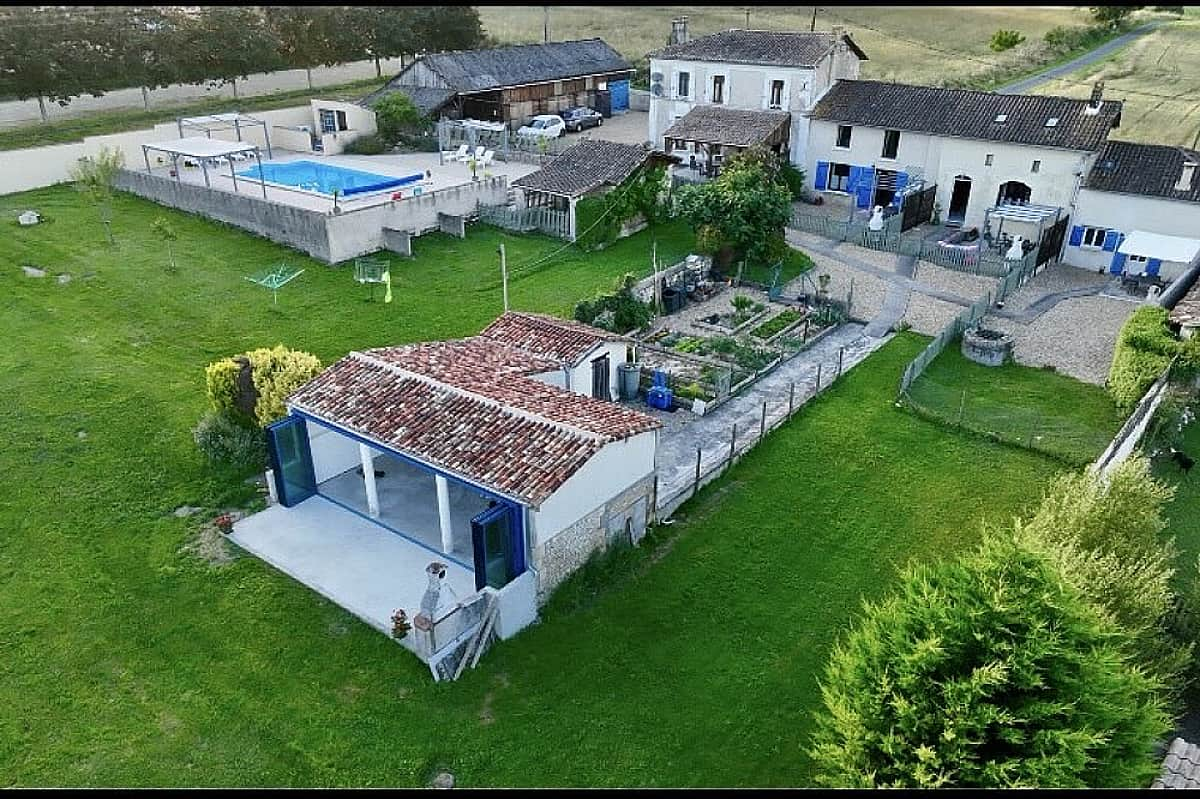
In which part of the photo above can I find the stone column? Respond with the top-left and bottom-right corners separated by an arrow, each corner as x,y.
359,443 -> 380,517
436,475 -> 453,554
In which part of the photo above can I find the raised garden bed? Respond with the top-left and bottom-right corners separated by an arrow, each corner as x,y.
751,308 -> 805,342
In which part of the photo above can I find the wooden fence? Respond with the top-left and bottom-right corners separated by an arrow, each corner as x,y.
476,202 -> 572,240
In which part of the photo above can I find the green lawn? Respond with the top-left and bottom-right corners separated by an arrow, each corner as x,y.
0,78 -> 385,152
1,186 -> 1065,786
905,345 -> 1125,466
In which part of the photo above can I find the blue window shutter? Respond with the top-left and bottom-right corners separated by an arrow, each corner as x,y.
1109,251 -> 1128,275
1068,225 -> 1084,247
1147,258 -> 1162,276
891,172 -> 908,207
1102,230 -> 1121,252
855,166 -> 875,208
814,161 -> 829,191
847,165 -> 863,193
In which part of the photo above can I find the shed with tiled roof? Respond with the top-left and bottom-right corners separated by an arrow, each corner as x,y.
511,140 -> 676,200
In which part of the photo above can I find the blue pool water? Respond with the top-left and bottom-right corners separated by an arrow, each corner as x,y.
238,160 -> 423,197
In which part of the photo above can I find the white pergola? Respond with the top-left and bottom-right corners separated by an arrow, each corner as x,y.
140,136 -> 268,198
177,112 -> 273,159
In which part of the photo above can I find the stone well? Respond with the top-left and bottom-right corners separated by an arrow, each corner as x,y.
961,327 -> 1013,367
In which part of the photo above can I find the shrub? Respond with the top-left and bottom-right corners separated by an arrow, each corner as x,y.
779,161 -> 807,200
1016,456 -> 1188,692
1044,24 -> 1111,52
371,92 -> 424,145
1107,306 -> 1177,410
989,29 -> 1026,52
342,133 -> 389,155
205,346 -> 323,427
575,165 -> 668,250
572,274 -> 654,333
194,411 -> 267,471
810,533 -> 1170,789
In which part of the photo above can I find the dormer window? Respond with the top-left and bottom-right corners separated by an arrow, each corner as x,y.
994,114 -> 1008,124
1045,117 -> 1059,128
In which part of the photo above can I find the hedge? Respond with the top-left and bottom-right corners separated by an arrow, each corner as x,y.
1107,306 -> 1176,411
205,346 -> 323,427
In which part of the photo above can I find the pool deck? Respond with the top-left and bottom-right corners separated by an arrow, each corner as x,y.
143,149 -> 539,214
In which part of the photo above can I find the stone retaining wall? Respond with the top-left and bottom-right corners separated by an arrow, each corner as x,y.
532,472 -> 656,603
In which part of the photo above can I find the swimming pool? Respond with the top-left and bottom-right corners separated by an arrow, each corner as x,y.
237,160 -> 423,197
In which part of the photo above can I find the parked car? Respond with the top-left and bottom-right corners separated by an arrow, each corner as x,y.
517,114 -> 566,139
561,106 -> 603,132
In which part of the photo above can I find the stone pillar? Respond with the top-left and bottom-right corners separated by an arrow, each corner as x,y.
359,443 -> 380,517
436,475 -> 453,554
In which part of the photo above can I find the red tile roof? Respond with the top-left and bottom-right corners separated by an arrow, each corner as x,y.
289,318 -> 659,506
479,311 -> 625,364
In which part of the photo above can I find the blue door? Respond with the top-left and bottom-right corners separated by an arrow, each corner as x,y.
610,80 -> 630,112
266,416 -> 317,507
850,166 -> 875,209
471,503 -> 525,591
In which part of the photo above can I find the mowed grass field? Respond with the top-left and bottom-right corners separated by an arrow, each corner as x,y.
0,186 -> 1068,786
1032,9 -> 1200,147
480,5 -> 1095,87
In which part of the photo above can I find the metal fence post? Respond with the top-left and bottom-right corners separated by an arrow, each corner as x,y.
693,447 -> 702,498
729,424 -> 737,464
803,318 -> 810,342
789,381 -> 796,415
837,346 -> 845,379
760,401 -> 767,438
816,362 -> 823,390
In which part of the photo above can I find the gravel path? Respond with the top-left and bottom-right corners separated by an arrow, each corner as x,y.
794,249 -> 889,321
998,263 -> 1112,314
984,294 -> 1139,385
903,293 -> 969,336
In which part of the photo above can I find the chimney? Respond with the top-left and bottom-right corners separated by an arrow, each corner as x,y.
831,24 -> 848,53
669,16 -> 689,46
1089,80 -> 1105,109
1177,159 -> 1197,192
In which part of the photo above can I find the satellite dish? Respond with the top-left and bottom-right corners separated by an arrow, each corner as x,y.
651,72 -> 663,82
651,84 -> 663,97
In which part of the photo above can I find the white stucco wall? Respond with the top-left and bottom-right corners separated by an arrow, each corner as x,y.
310,99 -> 378,156
1063,188 -> 1200,278
0,105 -> 312,196
564,341 -> 629,400
530,429 -> 657,543
307,421 -> 362,483
649,57 -> 827,166
806,118 -> 1091,227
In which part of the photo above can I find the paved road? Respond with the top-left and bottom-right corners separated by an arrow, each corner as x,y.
997,21 -> 1166,94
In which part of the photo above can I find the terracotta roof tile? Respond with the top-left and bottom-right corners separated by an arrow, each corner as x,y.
649,29 -> 867,66
662,105 -> 791,148
479,311 -> 625,363
1153,738 -> 1200,789
289,317 -> 659,506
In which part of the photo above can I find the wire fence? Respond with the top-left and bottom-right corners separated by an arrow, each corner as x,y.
904,372 -> 1118,466
654,340 -> 860,519
898,247 -> 1042,395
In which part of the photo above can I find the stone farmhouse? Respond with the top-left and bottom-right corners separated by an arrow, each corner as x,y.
647,17 -> 866,173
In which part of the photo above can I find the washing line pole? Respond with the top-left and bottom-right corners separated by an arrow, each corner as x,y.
499,243 -> 509,312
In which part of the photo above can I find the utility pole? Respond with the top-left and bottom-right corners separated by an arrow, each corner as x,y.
745,7 -> 750,27
543,6 -> 550,42
810,6 -> 818,32
499,243 -> 509,311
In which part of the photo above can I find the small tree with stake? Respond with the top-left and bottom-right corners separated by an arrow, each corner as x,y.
151,216 -> 179,273
69,146 -> 125,245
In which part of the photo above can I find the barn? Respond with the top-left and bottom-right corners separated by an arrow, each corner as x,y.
362,39 -> 635,129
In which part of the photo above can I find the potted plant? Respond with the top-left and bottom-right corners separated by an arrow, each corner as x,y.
391,608 -> 411,639
467,157 -> 479,181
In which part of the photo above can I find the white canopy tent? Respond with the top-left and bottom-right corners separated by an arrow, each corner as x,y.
177,112 -> 272,159
1118,231 -> 1200,265
141,136 -> 267,198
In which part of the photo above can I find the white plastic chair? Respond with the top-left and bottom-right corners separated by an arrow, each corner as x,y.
471,145 -> 485,162
444,144 -> 469,161
478,149 -> 494,168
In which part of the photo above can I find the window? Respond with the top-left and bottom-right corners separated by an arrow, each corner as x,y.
319,109 -> 337,133
335,110 -> 348,132
836,125 -> 852,149
1080,226 -> 1108,249
1031,159 -> 1041,173
769,79 -> 785,109
985,153 -> 994,166
881,129 -> 900,160
828,162 -> 852,192
676,71 -> 690,98
712,75 -> 725,104
1127,254 -> 1148,266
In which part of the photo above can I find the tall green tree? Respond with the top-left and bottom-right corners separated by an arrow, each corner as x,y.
175,7 -> 282,98
675,146 -> 793,269
345,6 -> 419,78
412,6 -> 487,52
1015,456 -> 1190,694
1090,6 -> 1144,27
810,533 -> 1170,788
0,6 -> 115,120
266,7 -> 362,90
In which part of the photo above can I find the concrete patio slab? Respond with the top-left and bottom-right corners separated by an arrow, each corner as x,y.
229,495 -> 476,636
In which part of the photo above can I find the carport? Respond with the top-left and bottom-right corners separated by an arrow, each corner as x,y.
140,136 -> 267,197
